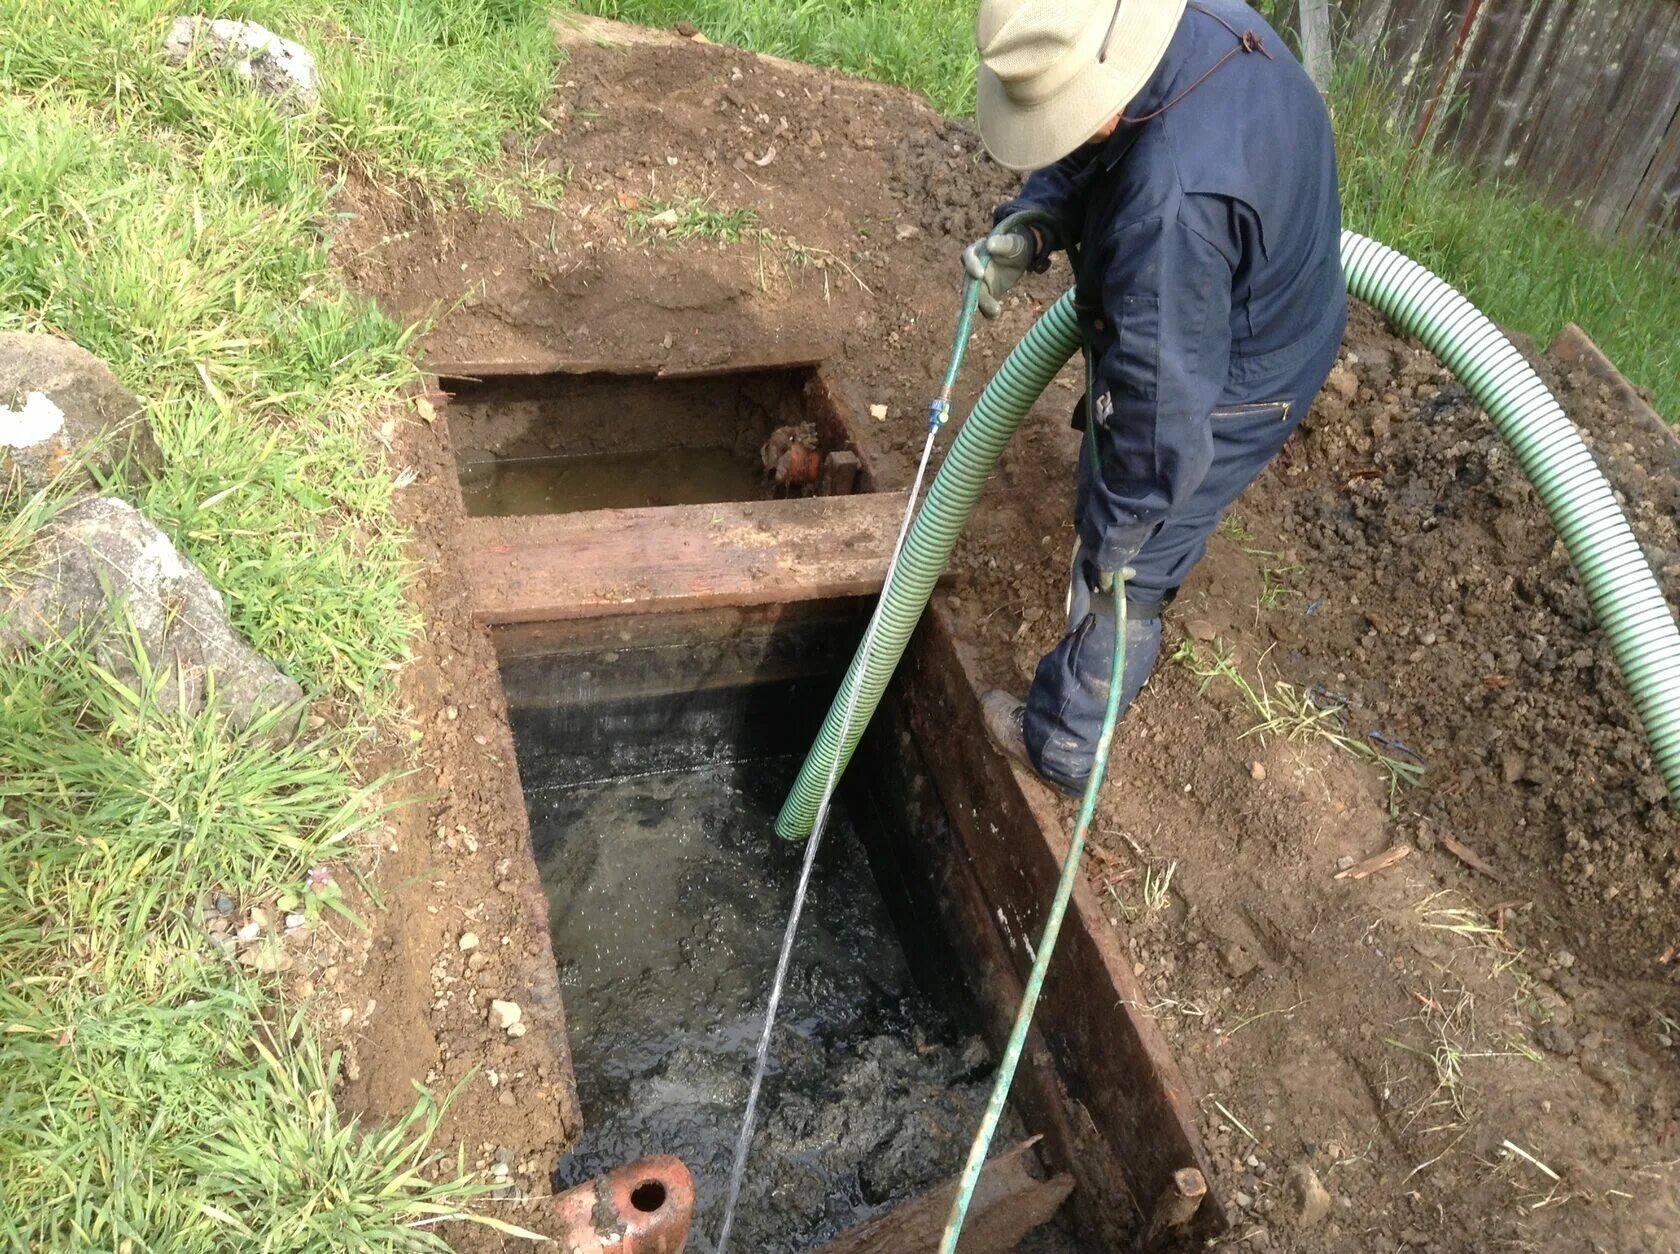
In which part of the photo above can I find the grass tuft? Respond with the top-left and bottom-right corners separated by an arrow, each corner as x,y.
1174,638 -> 1424,807
625,194 -> 760,242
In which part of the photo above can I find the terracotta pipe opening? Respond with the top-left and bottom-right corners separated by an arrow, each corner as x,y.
552,1154 -> 694,1253
630,1179 -> 668,1213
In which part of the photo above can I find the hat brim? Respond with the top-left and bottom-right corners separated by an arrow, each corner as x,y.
977,0 -> 1187,172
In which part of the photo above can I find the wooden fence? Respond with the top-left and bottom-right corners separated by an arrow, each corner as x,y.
1343,0 -> 1680,238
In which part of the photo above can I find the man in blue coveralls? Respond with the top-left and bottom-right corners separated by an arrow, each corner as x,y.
972,0 -> 1349,794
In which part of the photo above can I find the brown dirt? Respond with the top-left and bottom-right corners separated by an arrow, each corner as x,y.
327,14 -> 1680,1251
312,385 -> 587,1247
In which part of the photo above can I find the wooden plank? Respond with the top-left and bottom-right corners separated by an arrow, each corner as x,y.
1549,323 -> 1678,441
1299,0 -> 1335,92
849,694 -> 1107,1241
464,493 -> 907,625
896,604 -> 1225,1243
427,343 -> 828,381
1622,89 -> 1680,238
816,1140 -> 1072,1254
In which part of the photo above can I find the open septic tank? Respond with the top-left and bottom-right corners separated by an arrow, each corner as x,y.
443,359 -> 1220,1250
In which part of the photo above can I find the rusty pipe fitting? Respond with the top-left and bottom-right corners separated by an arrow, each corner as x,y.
551,1155 -> 694,1253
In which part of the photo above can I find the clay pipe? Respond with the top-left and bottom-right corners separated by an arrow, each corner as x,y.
551,1155 -> 695,1253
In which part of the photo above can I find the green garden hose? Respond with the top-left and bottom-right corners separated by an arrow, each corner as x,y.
937,576 -> 1128,1253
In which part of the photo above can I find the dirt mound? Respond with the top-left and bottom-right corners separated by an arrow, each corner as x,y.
1284,304 -> 1680,971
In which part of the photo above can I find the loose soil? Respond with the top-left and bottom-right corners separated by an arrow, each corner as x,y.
328,14 -> 1680,1250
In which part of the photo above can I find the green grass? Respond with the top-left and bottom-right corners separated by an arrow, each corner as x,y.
573,0 -> 1678,417
0,0 -> 558,1246
1173,638 -> 1424,809
1332,53 -> 1680,419
625,194 -> 759,242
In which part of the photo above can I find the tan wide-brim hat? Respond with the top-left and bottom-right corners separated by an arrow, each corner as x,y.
977,0 -> 1188,172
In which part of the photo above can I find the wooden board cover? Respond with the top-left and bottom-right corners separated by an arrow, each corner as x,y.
464,493 -> 907,624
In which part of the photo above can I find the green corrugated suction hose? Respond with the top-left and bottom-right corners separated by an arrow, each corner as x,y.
777,229 -> 1680,838
1340,232 -> 1680,799
774,290 -> 1084,839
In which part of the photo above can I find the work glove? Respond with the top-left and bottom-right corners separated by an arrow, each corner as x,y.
962,226 -> 1038,320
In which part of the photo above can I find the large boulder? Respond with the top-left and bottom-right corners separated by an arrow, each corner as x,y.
0,332 -> 161,494
163,17 -> 320,111
0,497 -> 303,732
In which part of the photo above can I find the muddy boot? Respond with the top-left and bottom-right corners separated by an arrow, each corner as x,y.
983,690 -> 1080,796
981,690 -> 1033,771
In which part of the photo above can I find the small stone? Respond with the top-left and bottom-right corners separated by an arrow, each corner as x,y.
468,952 -> 491,972
236,922 -> 261,942
162,17 -> 320,111
507,1022 -> 528,1038
490,999 -> 523,1031
1186,618 -> 1218,642
1336,855 -> 1356,871
894,224 -> 921,241
1283,1163 -> 1331,1228
647,208 -> 681,231
674,19 -> 698,36
1326,363 -> 1358,403
869,403 -> 889,422
459,932 -> 480,952
1554,948 -> 1577,969
215,893 -> 234,915
1233,1190 -> 1255,1210
1250,761 -> 1266,781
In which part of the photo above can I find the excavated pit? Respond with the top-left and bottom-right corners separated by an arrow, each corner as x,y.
442,366 -> 853,516
441,341 -> 1200,1250
495,606 -> 1071,1251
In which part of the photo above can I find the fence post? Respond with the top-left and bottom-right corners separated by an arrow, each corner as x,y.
1298,0 -> 1333,93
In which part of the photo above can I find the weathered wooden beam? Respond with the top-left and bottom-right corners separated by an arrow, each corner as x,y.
893,603 -> 1226,1245
428,345 -> 827,381
816,1139 -> 1072,1254
463,493 -> 908,625
1298,0 -> 1333,93
1548,323 -> 1675,438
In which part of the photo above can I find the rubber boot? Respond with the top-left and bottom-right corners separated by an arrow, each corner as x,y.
1022,603 -> 1161,794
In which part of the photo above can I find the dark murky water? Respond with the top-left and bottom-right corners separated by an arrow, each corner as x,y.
531,762 -> 998,1252
459,446 -> 765,517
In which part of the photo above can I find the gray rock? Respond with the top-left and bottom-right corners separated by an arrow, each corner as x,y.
0,333 -> 160,494
163,17 -> 319,110
0,497 -> 302,731
1282,1162 -> 1332,1229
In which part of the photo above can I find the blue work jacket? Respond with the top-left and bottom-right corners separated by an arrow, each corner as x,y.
996,0 -> 1348,567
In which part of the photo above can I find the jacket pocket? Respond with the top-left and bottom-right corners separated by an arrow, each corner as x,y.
1113,294 -> 1161,401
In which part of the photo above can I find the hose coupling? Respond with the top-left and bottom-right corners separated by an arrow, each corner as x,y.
928,397 -> 952,431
